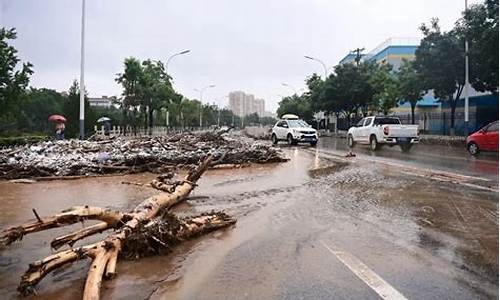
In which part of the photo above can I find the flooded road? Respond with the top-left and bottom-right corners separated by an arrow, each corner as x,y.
0,147 -> 497,299
318,136 -> 499,183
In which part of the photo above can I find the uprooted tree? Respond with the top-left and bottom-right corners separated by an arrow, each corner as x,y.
0,155 -> 236,300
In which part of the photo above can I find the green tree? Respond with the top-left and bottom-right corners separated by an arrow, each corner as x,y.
18,88 -> 65,133
0,28 -> 33,132
456,0 -> 499,93
62,80 -> 96,138
116,57 -> 143,131
415,19 -> 465,135
166,94 -> 186,127
260,116 -> 277,126
398,60 -> 425,124
369,64 -> 399,115
141,59 -> 174,134
305,73 -> 325,113
219,108 -> 237,127
116,58 -> 175,134
245,112 -> 260,124
201,103 -> 218,127
276,94 -> 313,121
331,62 -> 375,123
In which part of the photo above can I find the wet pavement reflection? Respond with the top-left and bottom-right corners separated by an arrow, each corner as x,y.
318,136 -> 499,182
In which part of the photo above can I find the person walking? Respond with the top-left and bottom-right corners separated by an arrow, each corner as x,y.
55,122 -> 65,140
104,121 -> 111,137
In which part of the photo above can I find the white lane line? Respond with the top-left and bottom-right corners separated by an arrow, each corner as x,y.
321,241 -> 408,300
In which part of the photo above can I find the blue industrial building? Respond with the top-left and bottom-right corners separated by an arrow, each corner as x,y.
338,38 -> 498,135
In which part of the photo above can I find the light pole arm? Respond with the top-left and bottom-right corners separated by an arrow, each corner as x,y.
304,56 -> 328,79
317,59 -> 328,79
281,83 -> 297,94
166,50 -> 190,74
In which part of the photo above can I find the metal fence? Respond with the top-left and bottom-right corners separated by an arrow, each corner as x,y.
336,111 -> 495,136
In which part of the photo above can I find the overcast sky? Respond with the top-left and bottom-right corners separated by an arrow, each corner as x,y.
1,0 -> 479,112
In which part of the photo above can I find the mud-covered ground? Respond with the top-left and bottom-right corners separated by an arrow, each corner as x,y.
0,148 -> 497,299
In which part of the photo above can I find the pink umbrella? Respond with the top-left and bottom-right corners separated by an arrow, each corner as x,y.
48,114 -> 67,123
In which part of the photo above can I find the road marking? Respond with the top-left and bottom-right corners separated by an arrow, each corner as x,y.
321,241 -> 408,300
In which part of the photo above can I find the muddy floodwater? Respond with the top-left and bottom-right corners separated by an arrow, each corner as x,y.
0,148 -> 498,299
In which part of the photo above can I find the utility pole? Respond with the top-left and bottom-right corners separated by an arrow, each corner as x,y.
464,0 -> 470,136
350,47 -> 365,66
79,0 -> 86,139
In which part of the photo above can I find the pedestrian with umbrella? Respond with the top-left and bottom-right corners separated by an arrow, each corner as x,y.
48,114 -> 66,140
97,117 -> 111,137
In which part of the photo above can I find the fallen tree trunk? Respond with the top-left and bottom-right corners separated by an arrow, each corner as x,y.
0,155 -> 236,300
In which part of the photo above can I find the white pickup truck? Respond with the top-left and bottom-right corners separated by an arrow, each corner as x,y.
347,116 -> 419,152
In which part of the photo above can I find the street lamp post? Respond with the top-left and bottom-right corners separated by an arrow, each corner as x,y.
464,0 -> 470,136
79,0 -> 86,140
194,85 -> 216,128
165,49 -> 190,75
304,55 -> 328,79
214,95 -> 228,127
165,50 -> 190,131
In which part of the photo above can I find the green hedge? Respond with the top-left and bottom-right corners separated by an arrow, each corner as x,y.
0,135 -> 50,147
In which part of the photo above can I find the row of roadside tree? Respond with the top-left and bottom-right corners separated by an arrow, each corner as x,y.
277,0 -> 498,134
0,30 -> 275,139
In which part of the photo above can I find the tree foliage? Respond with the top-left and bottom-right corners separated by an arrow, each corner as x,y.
331,62 -> 375,117
0,28 -> 33,131
415,18 -> 465,133
398,60 -> 425,124
61,80 -> 97,138
456,0 -> 499,93
116,58 -> 177,133
17,88 -> 65,133
276,94 -> 313,121
369,64 -> 399,115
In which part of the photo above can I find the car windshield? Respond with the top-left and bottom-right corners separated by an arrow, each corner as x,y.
288,120 -> 309,128
374,117 -> 400,125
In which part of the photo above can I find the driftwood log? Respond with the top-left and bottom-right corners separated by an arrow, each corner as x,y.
0,155 -> 236,300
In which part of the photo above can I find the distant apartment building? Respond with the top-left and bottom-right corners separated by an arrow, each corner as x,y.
254,99 -> 265,117
228,91 -> 266,117
228,91 -> 246,116
88,96 -> 115,108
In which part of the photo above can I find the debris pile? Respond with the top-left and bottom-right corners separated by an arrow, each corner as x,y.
1,155 -> 236,299
243,126 -> 272,140
0,132 -> 288,179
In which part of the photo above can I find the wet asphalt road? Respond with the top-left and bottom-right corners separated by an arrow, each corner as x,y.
0,143 -> 498,299
317,136 -> 499,183
156,149 -> 498,300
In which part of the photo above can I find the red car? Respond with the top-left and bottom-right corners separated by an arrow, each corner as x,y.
466,120 -> 499,155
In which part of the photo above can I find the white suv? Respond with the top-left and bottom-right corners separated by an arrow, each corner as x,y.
271,119 -> 318,146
